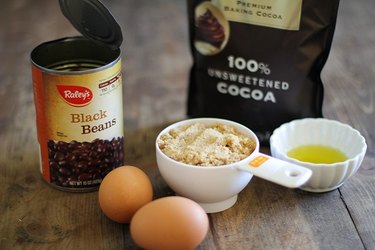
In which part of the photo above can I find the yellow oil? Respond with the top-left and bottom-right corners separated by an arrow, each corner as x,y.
287,145 -> 347,164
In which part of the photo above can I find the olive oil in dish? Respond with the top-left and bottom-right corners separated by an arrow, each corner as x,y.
287,145 -> 347,164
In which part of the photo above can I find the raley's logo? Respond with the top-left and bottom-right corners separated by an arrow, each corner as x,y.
57,85 -> 93,107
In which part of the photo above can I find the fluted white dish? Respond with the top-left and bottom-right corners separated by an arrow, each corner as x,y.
270,118 -> 367,192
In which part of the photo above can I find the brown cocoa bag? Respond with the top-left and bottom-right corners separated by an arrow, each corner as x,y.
187,0 -> 340,143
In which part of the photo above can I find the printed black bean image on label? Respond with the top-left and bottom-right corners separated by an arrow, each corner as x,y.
48,137 -> 124,188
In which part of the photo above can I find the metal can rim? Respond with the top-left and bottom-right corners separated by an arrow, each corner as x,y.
31,36 -> 122,75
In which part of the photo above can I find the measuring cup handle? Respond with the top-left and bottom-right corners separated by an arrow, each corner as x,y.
236,153 -> 312,188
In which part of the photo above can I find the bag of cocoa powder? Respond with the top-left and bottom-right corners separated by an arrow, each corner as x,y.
187,0 -> 340,143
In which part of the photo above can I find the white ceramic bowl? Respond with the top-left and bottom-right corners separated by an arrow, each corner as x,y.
155,118 -> 258,213
270,118 -> 367,192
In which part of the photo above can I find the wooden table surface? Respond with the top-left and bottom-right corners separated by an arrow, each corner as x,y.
1,0 -> 374,249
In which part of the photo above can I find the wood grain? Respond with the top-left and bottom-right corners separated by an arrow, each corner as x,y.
322,1 -> 375,249
0,0 -> 374,249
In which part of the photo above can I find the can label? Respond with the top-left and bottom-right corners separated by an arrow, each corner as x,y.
32,58 -> 124,191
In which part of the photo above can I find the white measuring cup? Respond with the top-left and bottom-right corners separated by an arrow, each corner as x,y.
156,118 -> 312,213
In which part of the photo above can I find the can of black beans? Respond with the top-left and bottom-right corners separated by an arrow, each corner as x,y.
31,0 -> 124,191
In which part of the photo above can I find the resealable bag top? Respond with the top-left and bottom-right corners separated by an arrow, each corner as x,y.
187,0 -> 340,143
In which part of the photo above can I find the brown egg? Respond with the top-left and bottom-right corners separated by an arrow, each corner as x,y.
130,196 -> 209,250
98,165 -> 153,223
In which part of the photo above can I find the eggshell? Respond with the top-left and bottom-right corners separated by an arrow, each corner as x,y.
130,196 -> 209,250
98,165 -> 153,223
